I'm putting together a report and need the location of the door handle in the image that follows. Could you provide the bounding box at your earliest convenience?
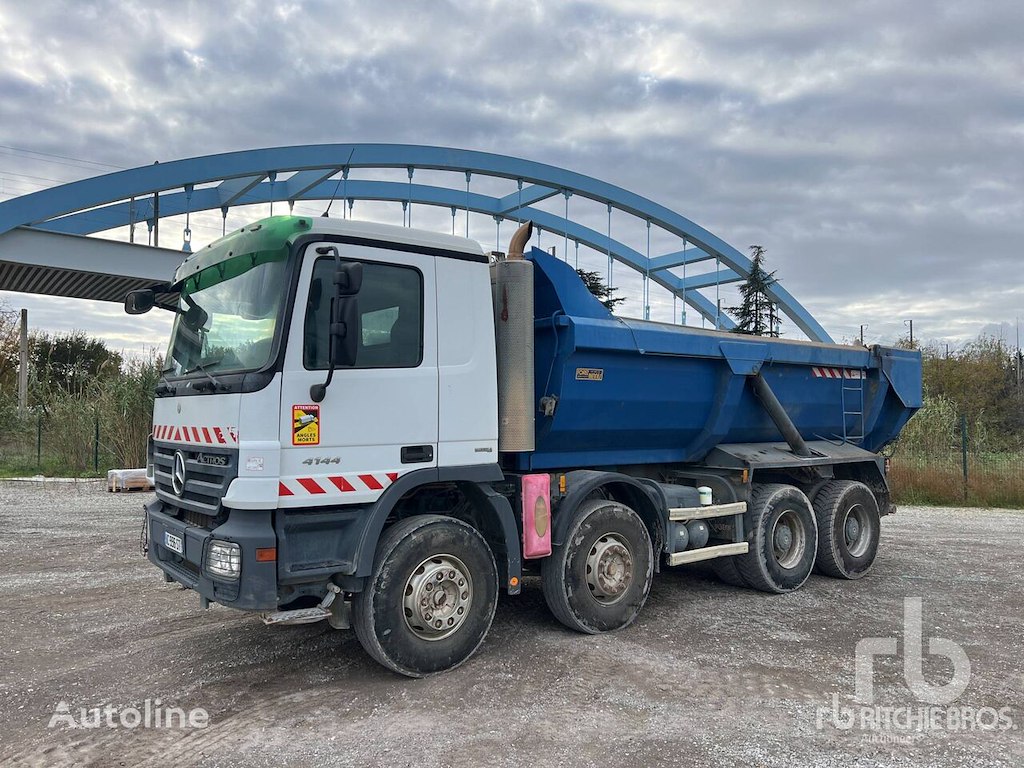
[401,445,434,464]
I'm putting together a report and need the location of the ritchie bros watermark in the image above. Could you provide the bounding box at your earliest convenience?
[817,597,1017,741]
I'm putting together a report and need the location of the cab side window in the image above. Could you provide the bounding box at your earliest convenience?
[304,258,423,369]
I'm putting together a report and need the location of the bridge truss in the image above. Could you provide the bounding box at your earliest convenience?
[0,144,831,341]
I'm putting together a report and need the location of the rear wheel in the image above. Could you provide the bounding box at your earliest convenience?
[736,484,817,593]
[813,480,880,579]
[542,499,654,634]
[352,515,498,677]
[711,554,750,588]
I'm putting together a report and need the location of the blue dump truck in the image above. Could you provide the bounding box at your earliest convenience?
[127,216,922,676]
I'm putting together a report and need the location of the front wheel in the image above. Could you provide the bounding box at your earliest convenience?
[352,515,498,677]
[736,484,817,594]
[542,499,654,634]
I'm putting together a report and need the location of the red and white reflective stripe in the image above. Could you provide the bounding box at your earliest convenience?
[152,424,239,445]
[279,472,401,497]
[811,367,865,379]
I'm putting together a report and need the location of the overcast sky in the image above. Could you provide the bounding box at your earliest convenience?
[1,0,1022,354]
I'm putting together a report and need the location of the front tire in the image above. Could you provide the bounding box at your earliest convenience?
[813,480,881,579]
[352,515,498,677]
[542,499,654,634]
[736,484,817,594]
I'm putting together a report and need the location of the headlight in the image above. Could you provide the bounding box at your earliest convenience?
[206,540,241,579]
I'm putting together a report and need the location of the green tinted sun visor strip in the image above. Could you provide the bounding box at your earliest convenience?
[181,248,288,296]
[172,215,312,288]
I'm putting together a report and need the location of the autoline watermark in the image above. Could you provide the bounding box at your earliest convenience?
[817,597,1016,741]
[49,698,209,730]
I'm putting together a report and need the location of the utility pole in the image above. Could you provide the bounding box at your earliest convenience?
[904,319,914,347]
[859,324,867,346]
[153,190,160,248]
[152,160,161,247]
[18,308,28,417]
[1017,317,1021,390]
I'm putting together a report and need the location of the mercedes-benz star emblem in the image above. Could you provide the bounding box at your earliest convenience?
[171,451,186,497]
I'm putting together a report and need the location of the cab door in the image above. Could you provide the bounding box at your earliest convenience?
[278,239,438,506]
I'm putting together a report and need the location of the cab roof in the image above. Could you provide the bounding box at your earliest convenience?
[173,215,487,285]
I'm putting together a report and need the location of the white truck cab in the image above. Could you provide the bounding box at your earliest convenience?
[132,216,523,675]
[150,216,499,507]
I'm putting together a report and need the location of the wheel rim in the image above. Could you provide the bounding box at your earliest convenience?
[843,503,872,558]
[402,554,473,641]
[771,509,807,570]
[585,533,634,604]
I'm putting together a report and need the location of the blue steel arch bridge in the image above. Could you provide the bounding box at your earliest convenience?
[0,144,832,342]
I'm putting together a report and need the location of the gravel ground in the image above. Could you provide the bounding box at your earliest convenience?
[0,480,1020,768]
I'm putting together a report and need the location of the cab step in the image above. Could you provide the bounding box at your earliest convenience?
[261,585,351,629]
[262,606,331,625]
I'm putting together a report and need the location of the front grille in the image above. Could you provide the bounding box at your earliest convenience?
[153,442,238,519]
[183,508,215,529]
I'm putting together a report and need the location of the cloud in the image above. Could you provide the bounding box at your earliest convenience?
[0,0,1021,348]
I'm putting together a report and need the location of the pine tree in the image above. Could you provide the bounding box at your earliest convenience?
[576,269,626,312]
[728,245,780,337]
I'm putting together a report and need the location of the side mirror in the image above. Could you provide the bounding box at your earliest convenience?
[183,303,209,331]
[330,297,360,368]
[125,289,155,315]
[335,262,363,296]
[310,296,360,402]
[309,251,363,403]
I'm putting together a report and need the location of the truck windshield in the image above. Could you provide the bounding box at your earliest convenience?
[164,250,287,378]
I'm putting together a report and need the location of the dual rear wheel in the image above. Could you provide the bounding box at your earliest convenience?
[715,480,881,591]
[735,483,818,593]
[812,480,881,579]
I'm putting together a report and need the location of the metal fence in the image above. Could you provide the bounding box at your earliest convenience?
[887,413,1024,508]
[3,399,1022,507]
[0,409,120,476]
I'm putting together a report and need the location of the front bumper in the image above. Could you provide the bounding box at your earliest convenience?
[146,498,278,611]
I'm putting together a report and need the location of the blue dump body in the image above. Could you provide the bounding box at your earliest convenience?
[519,248,922,472]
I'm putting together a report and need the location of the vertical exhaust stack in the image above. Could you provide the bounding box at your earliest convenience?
[491,221,536,452]
[506,220,534,261]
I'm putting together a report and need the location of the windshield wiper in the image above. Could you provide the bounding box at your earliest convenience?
[184,359,226,391]
[155,365,177,395]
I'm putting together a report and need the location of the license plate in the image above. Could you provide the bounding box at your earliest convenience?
[164,531,184,554]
